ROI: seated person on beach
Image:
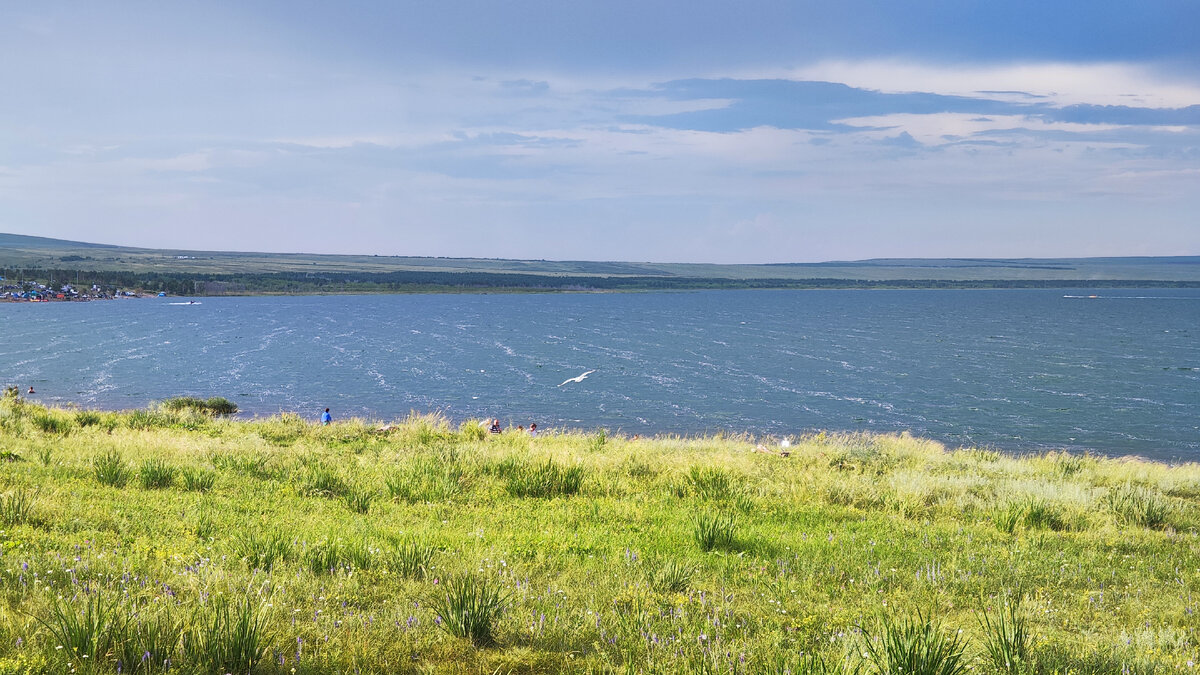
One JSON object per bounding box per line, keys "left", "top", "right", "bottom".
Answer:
{"left": 529, "top": 423, "right": 538, "bottom": 437}
{"left": 489, "top": 419, "right": 501, "bottom": 434}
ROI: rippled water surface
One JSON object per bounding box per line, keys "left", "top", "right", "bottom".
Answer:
{"left": 4, "top": 289, "right": 1198, "bottom": 459}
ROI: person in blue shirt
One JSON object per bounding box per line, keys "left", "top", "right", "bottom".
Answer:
{"left": 321, "top": 408, "right": 332, "bottom": 425}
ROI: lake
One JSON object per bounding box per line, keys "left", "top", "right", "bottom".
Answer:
{"left": 3, "top": 289, "right": 1198, "bottom": 460}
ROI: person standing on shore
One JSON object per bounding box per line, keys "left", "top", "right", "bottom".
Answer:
{"left": 321, "top": 408, "right": 332, "bottom": 425}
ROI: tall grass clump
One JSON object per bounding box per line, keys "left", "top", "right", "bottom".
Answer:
{"left": 181, "top": 467, "right": 217, "bottom": 492}
{"left": 860, "top": 611, "right": 969, "bottom": 675}
{"left": 93, "top": 449, "right": 131, "bottom": 488}
{"left": 386, "top": 458, "right": 463, "bottom": 503}
{"left": 34, "top": 591, "right": 124, "bottom": 668}
{"left": 73, "top": 410, "right": 103, "bottom": 427}
{"left": 139, "top": 457, "right": 178, "bottom": 489}
{"left": 979, "top": 594, "right": 1034, "bottom": 674}
{"left": 125, "top": 409, "right": 176, "bottom": 430}
{"left": 30, "top": 410, "right": 72, "bottom": 435}
{"left": 693, "top": 511, "right": 738, "bottom": 552}
{"left": 687, "top": 465, "right": 738, "bottom": 500}
{"left": 162, "top": 396, "right": 238, "bottom": 416}
{"left": 1104, "top": 482, "right": 1172, "bottom": 528}
{"left": 234, "top": 531, "right": 295, "bottom": 571}
{"left": 189, "top": 597, "right": 270, "bottom": 674}
{"left": 432, "top": 575, "right": 509, "bottom": 647}
{"left": 389, "top": 538, "right": 435, "bottom": 579}
{"left": 650, "top": 559, "right": 695, "bottom": 594}
{"left": 301, "top": 464, "right": 348, "bottom": 498}
{"left": 503, "top": 458, "right": 585, "bottom": 498}
{"left": 255, "top": 412, "right": 307, "bottom": 446}
{"left": 305, "top": 537, "right": 373, "bottom": 575}
{"left": 344, "top": 483, "right": 375, "bottom": 514}
{"left": 459, "top": 419, "right": 488, "bottom": 441}
{"left": 116, "top": 610, "right": 182, "bottom": 674}
{"left": 0, "top": 487, "right": 36, "bottom": 525}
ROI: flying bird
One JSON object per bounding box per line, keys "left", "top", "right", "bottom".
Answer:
{"left": 558, "top": 370, "right": 595, "bottom": 387}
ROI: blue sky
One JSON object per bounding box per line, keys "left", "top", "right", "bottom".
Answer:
{"left": 2, "top": 1, "right": 1199, "bottom": 262}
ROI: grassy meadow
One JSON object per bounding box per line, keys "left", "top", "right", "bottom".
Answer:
{"left": 2, "top": 393, "right": 1200, "bottom": 673}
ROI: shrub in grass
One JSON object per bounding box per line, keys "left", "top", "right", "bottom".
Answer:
{"left": 1104, "top": 482, "right": 1171, "bottom": 528}
{"left": 189, "top": 597, "right": 269, "bottom": 674}
{"left": 34, "top": 590, "right": 125, "bottom": 668}
{"left": 503, "top": 459, "right": 585, "bottom": 498}
{"left": 432, "top": 574, "right": 509, "bottom": 647}
{"left": 163, "top": 396, "right": 238, "bottom": 416}
{"left": 35, "top": 446, "right": 52, "bottom": 466}
{"left": 693, "top": 511, "right": 738, "bottom": 552}
{"left": 650, "top": 559, "right": 695, "bottom": 594}
{"left": 389, "top": 538, "right": 435, "bottom": 579}
{"left": 860, "top": 610, "right": 969, "bottom": 675}
{"left": 0, "top": 487, "right": 36, "bottom": 525}
{"left": 182, "top": 467, "right": 217, "bottom": 492}
{"left": 687, "top": 465, "right": 738, "bottom": 500}
{"left": 139, "top": 458, "right": 178, "bottom": 489}
{"left": 94, "top": 449, "right": 131, "bottom": 487}
{"left": 234, "top": 531, "right": 294, "bottom": 571}
{"left": 979, "top": 594, "right": 1034, "bottom": 674}
{"left": 344, "top": 484, "right": 375, "bottom": 514}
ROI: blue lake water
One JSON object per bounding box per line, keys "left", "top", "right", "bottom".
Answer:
{"left": 3, "top": 289, "right": 1198, "bottom": 460}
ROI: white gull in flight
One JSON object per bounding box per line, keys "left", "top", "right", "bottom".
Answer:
{"left": 558, "top": 370, "right": 595, "bottom": 387}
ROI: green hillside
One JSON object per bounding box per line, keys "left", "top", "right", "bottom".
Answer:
{"left": 2, "top": 233, "right": 1198, "bottom": 294}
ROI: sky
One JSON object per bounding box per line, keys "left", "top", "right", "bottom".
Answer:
{"left": 2, "top": 1, "right": 1199, "bottom": 263}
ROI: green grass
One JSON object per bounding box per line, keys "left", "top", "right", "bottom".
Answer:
{"left": 3, "top": 398, "right": 1200, "bottom": 673}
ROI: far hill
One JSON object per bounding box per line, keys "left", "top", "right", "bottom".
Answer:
{"left": 1, "top": 232, "right": 1198, "bottom": 294}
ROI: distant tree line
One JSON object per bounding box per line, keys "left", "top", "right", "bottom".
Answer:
{"left": 5, "top": 266, "right": 1200, "bottom": 295}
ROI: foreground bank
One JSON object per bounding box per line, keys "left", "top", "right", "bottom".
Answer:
{"left": 1, "top": 397, "right": 1198, "bottom": 673}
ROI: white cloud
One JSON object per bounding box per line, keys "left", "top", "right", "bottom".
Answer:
{"left": 832, "top": 113, "right": 1123, "bottom": 145}
{"left": 783, "top": 60, "right": 1200, "bottom": 108}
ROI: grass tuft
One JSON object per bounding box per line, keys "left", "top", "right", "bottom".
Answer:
{"left": 502, "top": 458, "right": 585, "bottom": 498}
{"left": 0, "top": 487, "right": 36, "bottom": 525}
{"left": 188, "top": 596, "right": 270, "bottom": 674}
{"left": 650, "top": 559, "right": 695, "bottom": 593}
{"left": 1103, "top": 482, "right": 1172, "bottom": 529}
{"left": 181, "top": 467, "right": 217, "bottom": 492}
{"left": 693, "top": 511, "right": 738, "bottom": 552}
{"left": 139, "top": 457, "right": 178, "bottom": 489}
{"left": 93, "top": 449, "right": 132, "bottom": 487}
{"left": 234, "top": 530, "right": 295, "bottom": 571}
{"left": 389, "top": 538, "right": 435, "bottom": 579}
{"left": 432, "top": 574, "right": 509, "bottom": 647}
{"left": 162, "top": 396, "right": 238, "bottom": 416}
{"left": 861, "top": 610, "right": 969, "bottom": 675}
{"left": 979, "top": 593, "right": 1034, "bottom": 674}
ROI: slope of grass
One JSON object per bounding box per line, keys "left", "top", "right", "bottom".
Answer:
{"left": 1, "top": 395, "right": 1199, "bottom": 673}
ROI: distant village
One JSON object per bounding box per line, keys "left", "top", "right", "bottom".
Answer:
{"left": 0, "top": 277, "right": 148, "bottom": 302}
